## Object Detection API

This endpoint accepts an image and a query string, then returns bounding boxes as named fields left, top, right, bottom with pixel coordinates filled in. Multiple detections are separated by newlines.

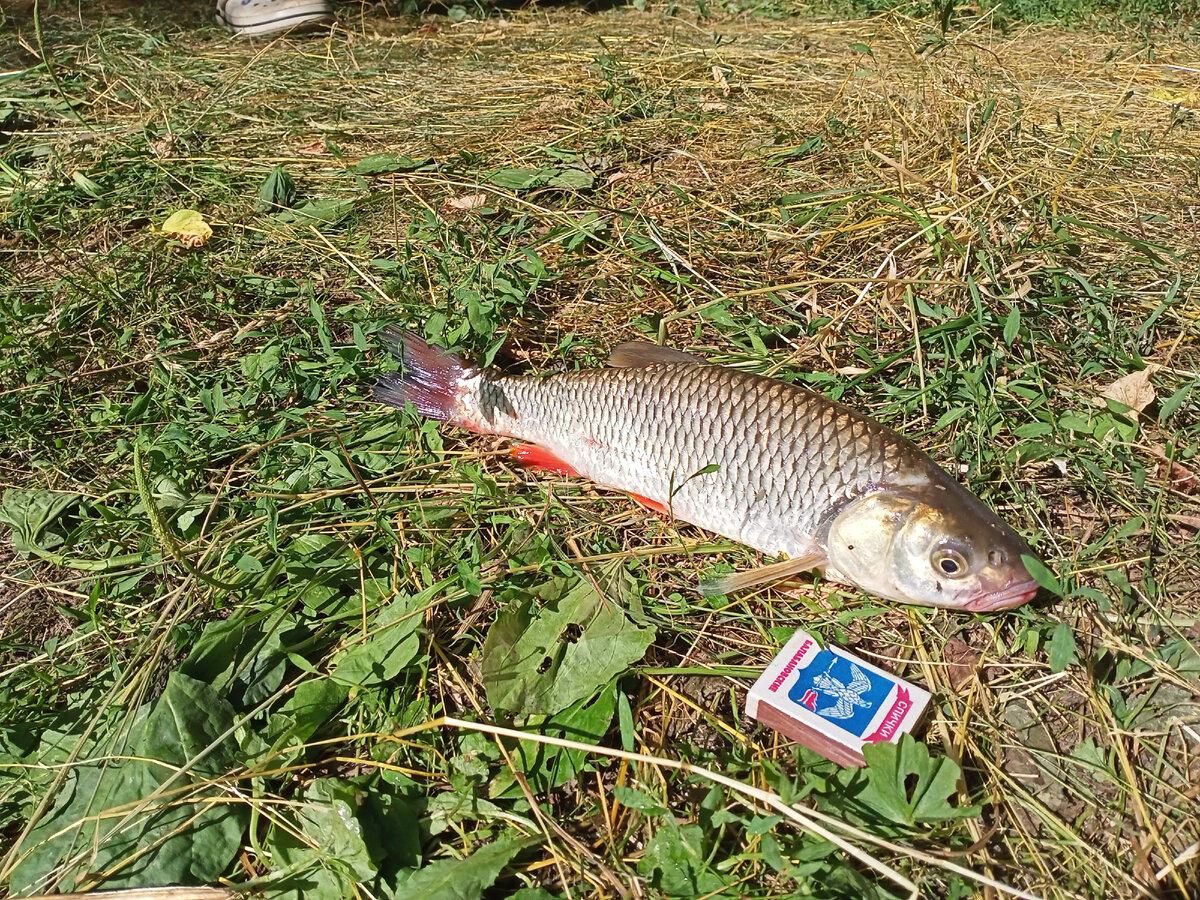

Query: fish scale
left=375, top=328, right=1041, bottom=611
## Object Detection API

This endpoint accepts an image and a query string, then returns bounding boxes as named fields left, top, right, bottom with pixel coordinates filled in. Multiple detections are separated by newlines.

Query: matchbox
left=746, top=629, right=931, bottom=767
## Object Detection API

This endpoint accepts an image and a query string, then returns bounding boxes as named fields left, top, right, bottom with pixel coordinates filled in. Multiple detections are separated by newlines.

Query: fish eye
left=932, top=547, right=969, bottom=578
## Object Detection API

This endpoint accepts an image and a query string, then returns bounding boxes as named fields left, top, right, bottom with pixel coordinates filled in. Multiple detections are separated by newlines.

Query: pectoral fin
left=699, top=551, right=827, bottom=597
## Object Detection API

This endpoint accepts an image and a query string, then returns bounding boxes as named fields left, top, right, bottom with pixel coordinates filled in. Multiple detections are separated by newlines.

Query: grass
left=1, top=0, right=1199, bottom=898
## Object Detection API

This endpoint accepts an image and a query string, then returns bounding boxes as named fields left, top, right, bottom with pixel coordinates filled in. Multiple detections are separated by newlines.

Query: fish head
left=824, top=485, right=1039, bottom=612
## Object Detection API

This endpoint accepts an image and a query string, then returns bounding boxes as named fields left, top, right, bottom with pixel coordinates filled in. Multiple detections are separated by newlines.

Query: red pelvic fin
left=629, top=493, right=670, bottom=515
left=510, top=444, right=580, bottom=477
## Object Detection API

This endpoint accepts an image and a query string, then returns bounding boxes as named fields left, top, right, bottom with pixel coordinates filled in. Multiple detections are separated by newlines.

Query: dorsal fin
left=608, top=342, right=704, bottom=368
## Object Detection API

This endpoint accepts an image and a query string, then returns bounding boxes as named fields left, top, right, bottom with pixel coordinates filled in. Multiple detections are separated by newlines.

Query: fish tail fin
left=374, top=326, right=469, bottom=422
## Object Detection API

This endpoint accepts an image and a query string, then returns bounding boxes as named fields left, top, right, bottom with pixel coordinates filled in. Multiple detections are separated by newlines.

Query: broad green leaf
left=858, top=734, right=979, bottom=826
left=330, top=588, right=431, bottom=688
left=141, top=671, right=240, bottom=774
left=490, top=683, right=618, bottom=798
left=543, top=167, right=594, bottom=190
left=1070, top=737, right=1108, bottom=770
left=487, top=167, right=547, bottom=190
left=613, top=784, right=668, bottom=815
left=264, top=779, right=378, bottom=899
left=1158, top=637, right=1200, bottom=677
left=234, top=552, right=264, bottom=574
left=398, top=834, right=533, bottom=900
left=0, top=488, right=80, bottom=554
left=72, top=170, right=103, bottom=197
left=179, top=609, right=288, bottom=702
left=1013, top=421, right=1053, bottom=438
left=1021, top=554, right=1061, bottom=596
left=8, top=673, right=245, bottom=894
left=760, top=832, right=784, bottom=872
left=1003, top=305, right=1021, bottom=344
left=9, top=761, right=245, bottom=895
left=277, top=198, right=356, bottom=226
left=637, top=822, right=727, bottom=898
left=299, top=779, right=377, bottom=879
left=480, top=571, right=655, bottom=715
left=256, top=165, right=296, bottom=211
left=281, top=678, right=348, bottom=742
left=351, top=152, right=434, bottom=175
left=1047, top=621, right=1079, bottom=673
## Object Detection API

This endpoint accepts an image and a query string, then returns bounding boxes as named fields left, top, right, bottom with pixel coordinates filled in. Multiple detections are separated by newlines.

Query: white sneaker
left=215, top=0, right=335, bottom=36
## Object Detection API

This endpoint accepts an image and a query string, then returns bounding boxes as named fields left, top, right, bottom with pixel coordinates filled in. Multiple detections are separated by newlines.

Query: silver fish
left=375, top=328, right=1040, bottom=612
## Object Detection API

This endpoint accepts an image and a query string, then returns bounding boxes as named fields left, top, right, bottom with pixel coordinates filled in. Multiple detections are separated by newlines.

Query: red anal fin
left=510, top=443, right=580, bottom=477
left=630, top=493, right=670, bottom=515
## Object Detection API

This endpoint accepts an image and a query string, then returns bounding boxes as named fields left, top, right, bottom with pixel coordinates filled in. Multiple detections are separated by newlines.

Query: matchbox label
left=767, top=637, right=816, bottom=692
left=747, top=629, right=931, bottom=764
left=787, top=647, right=895, bottom=739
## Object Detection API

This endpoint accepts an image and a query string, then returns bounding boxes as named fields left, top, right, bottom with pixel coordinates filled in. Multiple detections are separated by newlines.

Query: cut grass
left=2, top=2, right=1199, bottom=899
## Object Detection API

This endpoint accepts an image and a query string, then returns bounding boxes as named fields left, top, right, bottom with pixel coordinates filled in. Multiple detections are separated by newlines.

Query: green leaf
left=480, top=570, right=655, bottom=714
left=490, top=682, right=618, bottom=798
left=543, top=167, right=594, bottom=190
left=1013, top=421, right=1053, bottom=438
left=301, top=779, right=377, bottom=879
left=638, top=822, right=727, bottom=898
left=72, top=170, right=103, bottom=197
left=276, top=198, right=356, bottom=226
left=1159, top=384, right=1189, bottom=421
left=858, top=734, right=979, bottom=826
left=1047, top=622, right=1079, bottom=673
left=613, top=784, right=668, bottom=815
left=508, top=889, right=558, bottom=900
left=1022, top=554, right=1061, bottom=596
left=282, top=678, right=348, bottom=742
left=180, top=614, right=246, bottom=686
left=617, top=689, right=636, bottom=752
left=256, top=165, right=296, bottom=211
left=351, top=152, right=434, bottom=175
left=141, top=671, right=241, bottom=774
left=0, top=488, right=80, bottom=554
left=398, top=834, right=533, bottom=900
left=8, top=673, right=245, bottom=894
left=264, top=778, right=378, bottom=897
left=487, top=167, right=547, bottom=190
left=1003, top=305, right=1021, bottom=344
left=234, top=552, right=264, bottom=574
left=330, top=587, right=432, bottom=688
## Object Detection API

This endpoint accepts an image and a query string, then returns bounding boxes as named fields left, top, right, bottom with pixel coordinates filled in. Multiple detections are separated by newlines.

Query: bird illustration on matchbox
left=374, top=327, right=1041, bottom=611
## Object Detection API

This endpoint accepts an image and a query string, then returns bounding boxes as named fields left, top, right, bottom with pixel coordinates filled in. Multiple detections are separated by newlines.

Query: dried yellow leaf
left=1097, top=365, right=1159, bottom=415
left=161, top=209, right=213, bottom=248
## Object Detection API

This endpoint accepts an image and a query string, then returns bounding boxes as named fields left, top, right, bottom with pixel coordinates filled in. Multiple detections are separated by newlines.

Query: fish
left=374, top=327, right=1040, bottom=612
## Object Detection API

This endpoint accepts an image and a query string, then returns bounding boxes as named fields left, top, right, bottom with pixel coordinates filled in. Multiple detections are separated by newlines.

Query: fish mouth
left=965, top=578, right=1040, bottom=613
